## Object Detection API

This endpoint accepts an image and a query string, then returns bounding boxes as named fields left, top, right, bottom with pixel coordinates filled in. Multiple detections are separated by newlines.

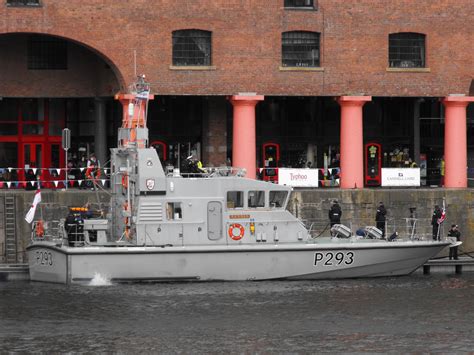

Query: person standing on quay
left=375, top=202, right=387, bottom=238
left=328, top=199, right=342, bottom=227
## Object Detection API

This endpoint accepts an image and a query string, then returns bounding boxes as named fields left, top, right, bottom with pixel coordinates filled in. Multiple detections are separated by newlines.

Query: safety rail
left=304, top=217, right=447, bottom=241
left=31, top=219, right=64, bottom=243
left=167, top=167, right=247, bottom=178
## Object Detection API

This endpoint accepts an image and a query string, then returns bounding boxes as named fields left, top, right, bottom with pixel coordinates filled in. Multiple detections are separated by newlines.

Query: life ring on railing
left=122, top=174, right=128, bottom=189
left=35, top=220, right=45, bottom=238
left=228, top=223, right=245, bottom=241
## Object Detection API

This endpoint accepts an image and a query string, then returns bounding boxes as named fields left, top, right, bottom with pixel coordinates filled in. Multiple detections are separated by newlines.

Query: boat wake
left=88, top=272, right=112, bottom=286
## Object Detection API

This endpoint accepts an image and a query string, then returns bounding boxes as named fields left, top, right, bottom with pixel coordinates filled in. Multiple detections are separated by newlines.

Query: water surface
left=1, top=275, right=473, bottom=353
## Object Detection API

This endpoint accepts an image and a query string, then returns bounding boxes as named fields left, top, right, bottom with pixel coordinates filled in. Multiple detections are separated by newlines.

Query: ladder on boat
left=4, top=195, right=17, bottom=263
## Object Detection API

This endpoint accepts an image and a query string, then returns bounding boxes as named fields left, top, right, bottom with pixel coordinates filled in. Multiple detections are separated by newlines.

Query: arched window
left=389, top=32, right=426, bottom=68
left=172, top=30, right=212, bottom=66
left=282, top=31, right=320, bottom=67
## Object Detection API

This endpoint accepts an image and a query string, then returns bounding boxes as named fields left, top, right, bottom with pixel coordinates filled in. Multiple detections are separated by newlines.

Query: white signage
left=278, top=168, right=319, bottom=187
left=381, top=168, right=420, bottom=187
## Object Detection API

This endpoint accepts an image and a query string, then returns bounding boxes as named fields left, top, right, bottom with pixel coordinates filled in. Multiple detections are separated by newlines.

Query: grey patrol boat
left=27, top=78, right=450, bottom=284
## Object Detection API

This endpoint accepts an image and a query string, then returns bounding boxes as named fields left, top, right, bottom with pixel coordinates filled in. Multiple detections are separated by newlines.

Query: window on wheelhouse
left=172, top=29, right=212, bottom=66
left=227, top=191, right=243, bottom=209
left=284, top=0, right=315, bottom=9
left=270, top=191, right=288, bottom=208
left=388, top=32, right=426, bottom=68
left=248, top=191, right=265, bottom=208
left=282, top=31, right=320, bottom=67
left=166, top=202, right=182, bottom=220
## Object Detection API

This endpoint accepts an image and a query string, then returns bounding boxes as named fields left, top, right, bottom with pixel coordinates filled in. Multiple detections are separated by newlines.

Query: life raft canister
left=228, top=223, right=245, bottom=241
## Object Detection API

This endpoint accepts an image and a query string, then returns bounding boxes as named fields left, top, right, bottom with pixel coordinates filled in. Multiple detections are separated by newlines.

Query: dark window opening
left=28, top=35, right=67, bottom=70
left=227, top=191, right=243, bottom=209
left=6, top=0, right=41, bottom=6
left=284, top=0, right=314, bottom=8
left=172, top=30, right=212, bottom=66
left=389, top=32, right=426, bottom=68
left=282, top=31, right=320, bottom=67
left=248, top=191, right=265, bottom=208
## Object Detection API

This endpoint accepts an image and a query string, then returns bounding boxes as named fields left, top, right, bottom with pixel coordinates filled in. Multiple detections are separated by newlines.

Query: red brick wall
left=0, top=0, right=473, bottom=97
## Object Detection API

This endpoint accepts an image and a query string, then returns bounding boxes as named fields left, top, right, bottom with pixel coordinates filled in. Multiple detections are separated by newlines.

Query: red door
left=20, top=143, right=43, bottom=187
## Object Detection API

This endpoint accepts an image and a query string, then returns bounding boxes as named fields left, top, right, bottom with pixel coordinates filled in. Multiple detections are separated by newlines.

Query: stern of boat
left=27, top=243, right=68, bottom=284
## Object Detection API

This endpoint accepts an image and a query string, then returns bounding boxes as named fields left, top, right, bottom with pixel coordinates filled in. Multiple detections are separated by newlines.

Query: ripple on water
left=1, top=274, right=474, bottom=352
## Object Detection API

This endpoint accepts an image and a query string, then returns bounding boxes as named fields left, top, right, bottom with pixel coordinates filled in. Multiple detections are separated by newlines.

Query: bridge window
left=6, top=0, right=41, bottom=6
left=248, top=191, right=265, bottom=208
left=270, top=191, right=288, bottom=208
left=172, top=29, right=212, bottom=66
left=227, top=191, right=243, bottom=209
left=389, top=32, right=426, bottom=68
left=282, top=31, right=320, bottom=67
left=28, top=35, right=67, bottom=70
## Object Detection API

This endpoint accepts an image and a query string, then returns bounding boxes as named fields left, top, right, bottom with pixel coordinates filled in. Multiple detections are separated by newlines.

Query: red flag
left=438, top=201, right=446, bottom=225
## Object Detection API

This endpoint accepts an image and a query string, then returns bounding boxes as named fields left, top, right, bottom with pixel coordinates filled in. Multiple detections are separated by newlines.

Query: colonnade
left=114, top=93, right=473, bottom=188
left=228, top=94, right=474, bottom=189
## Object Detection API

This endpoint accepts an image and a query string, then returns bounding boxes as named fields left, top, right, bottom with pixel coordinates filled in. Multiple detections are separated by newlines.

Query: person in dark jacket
left=431, top=205, right=442, bottom=241
left=328, top=199, right=342, bottom=227
left=375, top=202, right=387, bottom=238
left=447, top=224, right=461, bottom=260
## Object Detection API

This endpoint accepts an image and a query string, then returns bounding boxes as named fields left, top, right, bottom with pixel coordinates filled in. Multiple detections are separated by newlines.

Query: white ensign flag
left=25, top=189, right=42, bottom=224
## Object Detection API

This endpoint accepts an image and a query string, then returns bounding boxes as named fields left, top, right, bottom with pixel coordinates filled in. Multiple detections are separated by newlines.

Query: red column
left=442, top=96, right=474, bottom=188
left=337, top=96, right=372, bottom=189
left=229, top=95, right=264, bottom=179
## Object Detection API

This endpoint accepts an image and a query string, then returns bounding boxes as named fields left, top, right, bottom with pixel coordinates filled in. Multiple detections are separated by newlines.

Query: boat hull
left=27, top=241, right=449, bottom=284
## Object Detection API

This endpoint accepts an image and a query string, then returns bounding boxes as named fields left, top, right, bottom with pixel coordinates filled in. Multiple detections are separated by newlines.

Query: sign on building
left=278, top=168, right=319, bottom=187
left=381, top=168, right=420, bottom=187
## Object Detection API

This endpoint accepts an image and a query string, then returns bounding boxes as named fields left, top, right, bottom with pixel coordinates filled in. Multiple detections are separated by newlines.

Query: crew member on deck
left=447, top=224, right=461, bottom=260
left=375, top=202, right=387, bottom=238
left=431, top=205, right=442, bottom=241
left=329, top=199, right=342, bottom=227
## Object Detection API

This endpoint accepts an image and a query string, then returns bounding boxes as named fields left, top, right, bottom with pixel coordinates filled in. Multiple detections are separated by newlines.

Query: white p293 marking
left=314, top=252, right=354, bottom=266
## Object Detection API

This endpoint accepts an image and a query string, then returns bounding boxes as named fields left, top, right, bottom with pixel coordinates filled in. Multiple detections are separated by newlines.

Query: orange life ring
left=228, top=223, right=245, bottom=241
left=35, top=220, right=45, bottom=238
left=122, top=174, right=128, bottom=188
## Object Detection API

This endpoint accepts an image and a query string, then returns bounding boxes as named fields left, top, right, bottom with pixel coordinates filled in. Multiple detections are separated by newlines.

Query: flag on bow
left=437, top=200, right=446, bottom=225
left=25, top=189, right=41, bottom=224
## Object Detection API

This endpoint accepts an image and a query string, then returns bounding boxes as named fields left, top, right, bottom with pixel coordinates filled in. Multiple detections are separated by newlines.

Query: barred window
left=28, top=35, right=67, bottom=70
left=6, top=0, right=40, bottom=6
left=282, top=31, right=320, bottom=67
left=284, top=0, right=314, bottom=8
left=389, top=33, right=426, bottom=68
left=172, top=30, right=212, bottom=66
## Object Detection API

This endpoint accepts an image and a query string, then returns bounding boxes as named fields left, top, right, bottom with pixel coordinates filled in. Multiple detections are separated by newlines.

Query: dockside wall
left=1, top=189, right=473, bottom=263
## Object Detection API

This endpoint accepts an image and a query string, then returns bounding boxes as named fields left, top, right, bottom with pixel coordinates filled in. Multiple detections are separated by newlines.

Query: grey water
left=1, top=275, right=474, bottom=353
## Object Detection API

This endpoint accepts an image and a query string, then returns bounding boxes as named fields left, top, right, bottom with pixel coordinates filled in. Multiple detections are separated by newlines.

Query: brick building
left=0, top=0, right=473, bottom=188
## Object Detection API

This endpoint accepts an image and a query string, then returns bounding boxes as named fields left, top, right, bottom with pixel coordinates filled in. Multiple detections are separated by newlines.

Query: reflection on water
left=1, top=274, right=474, bottom=353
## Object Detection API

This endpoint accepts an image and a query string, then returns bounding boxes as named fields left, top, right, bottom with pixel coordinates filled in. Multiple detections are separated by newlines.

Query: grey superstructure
left=27, top=78, right=450, bottom=284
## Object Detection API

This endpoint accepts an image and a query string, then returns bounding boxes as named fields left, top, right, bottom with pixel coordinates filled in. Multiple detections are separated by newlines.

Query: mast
left=113, top=76, right=155, bottom=241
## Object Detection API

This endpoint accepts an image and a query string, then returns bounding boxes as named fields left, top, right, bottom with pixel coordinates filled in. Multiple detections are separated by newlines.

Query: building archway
left=0, top=32, right=125, bottom=187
